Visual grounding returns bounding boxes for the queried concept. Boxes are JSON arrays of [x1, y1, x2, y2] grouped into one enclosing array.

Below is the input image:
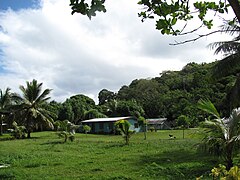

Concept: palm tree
[[198, 99, 240, 170], [0, 88, 12, 135], [209, 22, 240, 112], [15, 79, 55, 138]]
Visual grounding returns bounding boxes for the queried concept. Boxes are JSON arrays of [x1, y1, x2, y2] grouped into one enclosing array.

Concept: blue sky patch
[[0, 0, 40, 11]]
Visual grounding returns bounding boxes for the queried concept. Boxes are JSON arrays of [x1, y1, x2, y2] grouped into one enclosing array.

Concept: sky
[[0, 0, 233, 103]]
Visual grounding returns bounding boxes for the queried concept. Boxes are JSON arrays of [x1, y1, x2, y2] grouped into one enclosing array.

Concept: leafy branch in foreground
[[70, 0, 106, 19], [69, 0, 240, 44]]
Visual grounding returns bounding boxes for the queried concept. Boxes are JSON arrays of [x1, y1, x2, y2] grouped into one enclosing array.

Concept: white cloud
[[0, 0, 231, 103]]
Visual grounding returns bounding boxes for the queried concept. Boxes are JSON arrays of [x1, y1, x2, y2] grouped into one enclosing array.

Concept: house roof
[[146, 118, 167, 125], [82, 116, 136, 123]]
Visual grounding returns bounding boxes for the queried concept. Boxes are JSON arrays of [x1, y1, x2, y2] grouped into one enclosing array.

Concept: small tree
[[176, 115, 190, 139], [83, 125, 91, 134], [138, 116, 147, 140], [8, 121, 26, 139], [115, 120, 135, 145], [54, 120, 79, 142]]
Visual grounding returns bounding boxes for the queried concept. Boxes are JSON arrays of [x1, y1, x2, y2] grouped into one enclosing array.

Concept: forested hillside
[[46, 61, 237, 127]]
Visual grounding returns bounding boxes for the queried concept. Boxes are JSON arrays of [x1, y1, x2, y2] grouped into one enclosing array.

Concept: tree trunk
[[228, 0, 240, 23], [226, 157, 233, 170], [144, 124, 147, 140], [0, 117, 3, 136], [182, 127, 185, 139], [27, 131, 31, 138], [226, 144, 234, 170], [125, 135, 129, 145]]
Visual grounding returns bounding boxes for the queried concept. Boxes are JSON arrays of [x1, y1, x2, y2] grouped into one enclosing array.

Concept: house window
[[134, 123, 138, 128], [99, 123, 104, 130]]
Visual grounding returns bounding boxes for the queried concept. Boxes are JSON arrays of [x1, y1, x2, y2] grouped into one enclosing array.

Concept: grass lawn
[[0, 129, 223, 179]]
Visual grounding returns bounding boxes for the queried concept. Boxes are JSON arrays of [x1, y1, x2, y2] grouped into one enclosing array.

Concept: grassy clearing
[[0, 129, 221, 179]]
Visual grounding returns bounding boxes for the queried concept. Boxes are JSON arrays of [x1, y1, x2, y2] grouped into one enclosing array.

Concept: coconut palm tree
[[198, 99, 240, 170], [0, 87, 12, 135], [209, 22, 240, 112], [15, 79, 55, 138]]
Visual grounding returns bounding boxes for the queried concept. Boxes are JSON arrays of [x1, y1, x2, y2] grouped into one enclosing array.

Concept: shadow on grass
[[0, 137, 14, 141], [0, 172, 15, 180], [40, 141, 64, 145], [103, 143, 127, 149], [137, 149, 218, 179], [0, 136, 41, 141]]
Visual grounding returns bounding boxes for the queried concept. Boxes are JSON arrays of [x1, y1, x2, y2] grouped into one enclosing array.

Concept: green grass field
[[0, 129, 222, 179]]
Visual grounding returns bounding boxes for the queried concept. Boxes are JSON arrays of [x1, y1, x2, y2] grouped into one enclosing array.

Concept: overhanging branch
[[169, 30, 227, 45]]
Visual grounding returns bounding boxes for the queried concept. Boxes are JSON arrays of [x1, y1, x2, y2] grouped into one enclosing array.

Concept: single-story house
[[146, 118, 171, 130], [81, 116, 140, 134]]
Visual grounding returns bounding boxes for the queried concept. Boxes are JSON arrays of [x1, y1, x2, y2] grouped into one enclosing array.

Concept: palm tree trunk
[[26, 121, 31, 138], [27, 131, 31, 138], [226, 144, 234, 170], [226, 158, 233, 170]]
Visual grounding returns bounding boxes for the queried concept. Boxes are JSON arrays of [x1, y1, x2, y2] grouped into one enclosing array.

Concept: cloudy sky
[[0, 0, 233, 103]]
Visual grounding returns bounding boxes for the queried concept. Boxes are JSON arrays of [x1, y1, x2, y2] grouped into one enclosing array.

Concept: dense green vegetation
[[0, 129, 227, 180], [33, 61, 238, 129], [98, 61, 238, 124], [1, 61, 239, 132]]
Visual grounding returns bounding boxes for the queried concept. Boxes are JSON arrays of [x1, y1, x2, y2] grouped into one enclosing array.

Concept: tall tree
[[0, 88, 12, 135], [15, 79, 55, 138], [98, 89, 116, 105], [58, 94, 96, 123]]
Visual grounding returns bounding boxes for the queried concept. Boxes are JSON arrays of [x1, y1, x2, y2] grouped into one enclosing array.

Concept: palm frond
[[209, 41, 240, 55], [228, 108, 240, 140], [198, 99, 220, 119], [35, 89, 51, 104], [219, 22, 240, 36]]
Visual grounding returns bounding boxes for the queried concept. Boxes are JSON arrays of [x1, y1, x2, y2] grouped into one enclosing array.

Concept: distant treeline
[[46, 61, 237, 127]]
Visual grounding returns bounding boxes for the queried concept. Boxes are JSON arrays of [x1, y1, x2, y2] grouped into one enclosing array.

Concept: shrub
[[8, 121, 26, 139]]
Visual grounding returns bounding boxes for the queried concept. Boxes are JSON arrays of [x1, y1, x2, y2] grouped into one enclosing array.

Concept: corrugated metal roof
[[146, 118, 167, 124], [82, 116, 135, 123]]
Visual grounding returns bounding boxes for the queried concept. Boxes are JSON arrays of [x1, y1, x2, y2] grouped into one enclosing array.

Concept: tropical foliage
[[198, 99, 240, 170], [198, 164, 240, 179]]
